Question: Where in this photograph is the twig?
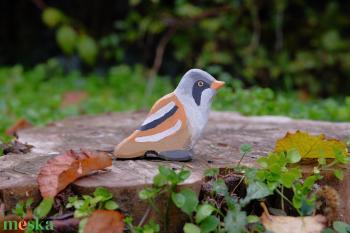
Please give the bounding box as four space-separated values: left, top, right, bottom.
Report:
138 206 151 227
248 4 261 51
144 27 177 103
230 175 245 196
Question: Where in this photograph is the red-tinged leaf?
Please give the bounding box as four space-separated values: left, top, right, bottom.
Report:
83 210 124 233
37 149 112 198
6 119 33 136
61 91 88 107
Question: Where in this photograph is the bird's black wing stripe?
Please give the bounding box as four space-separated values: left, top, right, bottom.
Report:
138 105 178 131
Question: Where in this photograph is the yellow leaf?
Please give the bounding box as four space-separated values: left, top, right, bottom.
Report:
274 130 348 158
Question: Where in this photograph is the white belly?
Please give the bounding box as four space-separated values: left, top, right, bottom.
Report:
181 98 209 148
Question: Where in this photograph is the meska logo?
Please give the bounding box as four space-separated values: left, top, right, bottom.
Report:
2 218 54 231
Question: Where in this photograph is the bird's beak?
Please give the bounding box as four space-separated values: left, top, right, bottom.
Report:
211 80 225 90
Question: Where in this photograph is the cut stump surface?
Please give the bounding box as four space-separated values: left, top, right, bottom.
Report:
1 111 349 230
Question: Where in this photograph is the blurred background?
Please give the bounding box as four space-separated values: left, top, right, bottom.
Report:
1 0 350 140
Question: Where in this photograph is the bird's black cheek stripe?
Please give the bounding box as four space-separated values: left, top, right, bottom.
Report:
192 83 209 106
138 105 178 131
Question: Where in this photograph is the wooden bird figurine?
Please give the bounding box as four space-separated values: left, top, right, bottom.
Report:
114 69 225 161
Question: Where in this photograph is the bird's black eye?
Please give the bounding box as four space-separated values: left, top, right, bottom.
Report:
197 81 204 87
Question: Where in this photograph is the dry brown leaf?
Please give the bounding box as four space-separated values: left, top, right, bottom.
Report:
37 149 112 198
84 210 124 233
6 119 32 136
275 130 348 158
61 91 88 107
260 203 326 233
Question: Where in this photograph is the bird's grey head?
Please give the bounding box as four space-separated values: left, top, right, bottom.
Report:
174 69 225 107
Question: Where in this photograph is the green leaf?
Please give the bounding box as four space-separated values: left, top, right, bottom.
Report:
239 144 252 154
104 200 119 210
333 221 350 233
171 192 185 208
34 197 54 219
318 157 326 165
247 215 260 223
178 169 191 182
224 210 247 233
200 216 219 233
159 165 174 177
335 150 347 164
195 204 215 224
334 169 344 180
139 188 160 200
287 150 301 163
172 188 198 216
93 187 113 201
321 229 334 233
184 223 201 233
56 25 77 55
153 174 168 187
42 7 62 28
212 179 228 196
77 35 98 65
280 167 302 188
158 165 178 184
78 218 88 233
303 175 319 189
204 168 219 177
241 181 271 206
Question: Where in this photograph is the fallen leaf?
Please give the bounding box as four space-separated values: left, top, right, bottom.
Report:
83 210 124 233
37 149 112 198
61 91 88 107
260 203 326 233
6 119 32 136
275 130 348 158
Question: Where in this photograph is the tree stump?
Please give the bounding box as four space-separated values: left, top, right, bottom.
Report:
1 111 349 231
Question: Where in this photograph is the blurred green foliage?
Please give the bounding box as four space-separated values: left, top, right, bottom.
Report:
1 60 350 141
41 0 350 97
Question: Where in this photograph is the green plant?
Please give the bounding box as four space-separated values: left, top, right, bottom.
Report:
66 187 119 218
12 198 33 218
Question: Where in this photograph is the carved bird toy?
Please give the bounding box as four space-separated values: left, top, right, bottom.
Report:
114 69 225 161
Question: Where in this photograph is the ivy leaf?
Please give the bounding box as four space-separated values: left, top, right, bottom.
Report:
241 181 271 206
275 130 348 158
183 223 201 233
224 210 247 233
195 204 215 224
212 179 228 196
